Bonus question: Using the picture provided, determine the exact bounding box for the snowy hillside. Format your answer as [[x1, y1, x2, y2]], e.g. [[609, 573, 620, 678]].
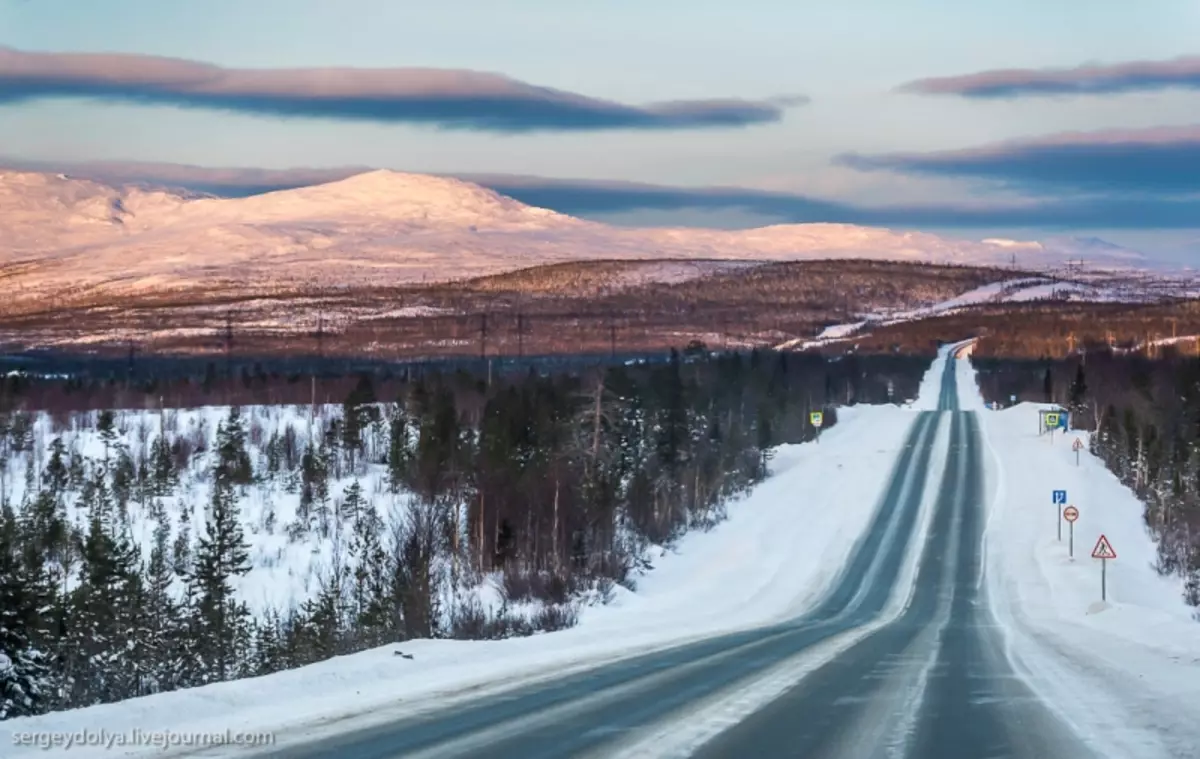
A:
[[0, 169, 1156, 311], [774, 274, 1191, 351]]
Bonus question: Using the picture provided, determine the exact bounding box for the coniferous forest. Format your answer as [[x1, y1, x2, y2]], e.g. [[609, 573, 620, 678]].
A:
[[973, 349, 1200, 607], [0, 349, 927, 720]]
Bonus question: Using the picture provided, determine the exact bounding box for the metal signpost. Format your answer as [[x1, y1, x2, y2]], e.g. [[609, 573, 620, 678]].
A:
[[1091, 534, 1117, 601], [1052, 490, 1067, 541], [810, 411, 823, 442], [1073, 437, 1083, 466], [1063, 505, 1079, 557]]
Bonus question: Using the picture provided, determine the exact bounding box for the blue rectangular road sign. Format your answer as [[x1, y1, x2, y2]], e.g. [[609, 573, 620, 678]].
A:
[[1052, 490, 1067, 504]]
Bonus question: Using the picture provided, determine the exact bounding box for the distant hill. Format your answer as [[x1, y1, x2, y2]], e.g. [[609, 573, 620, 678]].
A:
[[0, 168, 1152, 313]]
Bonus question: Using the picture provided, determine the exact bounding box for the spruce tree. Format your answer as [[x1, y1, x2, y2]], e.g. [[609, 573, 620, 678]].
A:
[[149, 434, 178, 497], [43, 437, 69, 497], [349, 506, 392, 647], [190, 409, 253, 682], [68, 471, 140, 706], [0, 503, 54, 719]]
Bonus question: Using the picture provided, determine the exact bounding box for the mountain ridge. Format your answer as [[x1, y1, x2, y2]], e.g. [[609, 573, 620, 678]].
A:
[[0, 168, 1154, 312]]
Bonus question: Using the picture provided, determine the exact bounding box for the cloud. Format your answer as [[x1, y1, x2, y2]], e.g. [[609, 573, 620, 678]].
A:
[[6, 157, 1200, 230], [0, 46, 804, 131], [899, 55, 1200, 97], [837, 126, 1200, 194]]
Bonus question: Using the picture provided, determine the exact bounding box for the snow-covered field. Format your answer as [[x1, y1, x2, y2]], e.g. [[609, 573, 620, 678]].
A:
[[4, 349, 1195, 758]]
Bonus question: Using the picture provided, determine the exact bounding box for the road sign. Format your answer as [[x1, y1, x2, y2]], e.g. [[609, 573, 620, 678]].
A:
[[1091, 534, 1116, 559], [1073, 437, 1084, 465], [1064, 506, 1079, 557], [1092, 534, 1116, 601], [1053, 490, 1068, 541], [810, 411, 823, 428], [1045, 412, 1060, 427], [1010, 394, 1017, 403]]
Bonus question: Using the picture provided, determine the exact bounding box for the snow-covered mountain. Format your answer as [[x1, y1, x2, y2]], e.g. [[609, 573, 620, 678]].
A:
[[0, 169, 1152, 310]]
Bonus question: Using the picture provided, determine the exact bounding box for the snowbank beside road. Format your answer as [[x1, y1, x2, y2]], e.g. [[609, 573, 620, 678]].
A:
[[3, 398, 928, 758], [968, 368, 1200, 758]]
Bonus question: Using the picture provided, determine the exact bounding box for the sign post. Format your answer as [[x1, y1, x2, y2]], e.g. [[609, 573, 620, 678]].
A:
[[810, 411, 823, 443], [1052, 490, 1067, 541], [1063, 506, 1079, 557], [1072, 437, 1083, 466], [1091, 534, 1117, 601]]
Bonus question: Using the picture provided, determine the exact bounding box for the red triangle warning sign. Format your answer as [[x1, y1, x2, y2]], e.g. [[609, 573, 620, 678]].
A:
[[1091, 534, 1117, 559]]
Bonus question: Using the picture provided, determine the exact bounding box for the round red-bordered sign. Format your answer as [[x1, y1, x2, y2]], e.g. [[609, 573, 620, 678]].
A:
[[1063, 506, 1079, 522]]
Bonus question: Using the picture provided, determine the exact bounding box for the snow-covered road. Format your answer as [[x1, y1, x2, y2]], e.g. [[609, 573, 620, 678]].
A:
[[4, 346, 1196, 758]]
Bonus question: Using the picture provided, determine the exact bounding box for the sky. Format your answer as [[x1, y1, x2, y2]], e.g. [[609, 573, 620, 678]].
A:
[[3, 0, 1200, 264]]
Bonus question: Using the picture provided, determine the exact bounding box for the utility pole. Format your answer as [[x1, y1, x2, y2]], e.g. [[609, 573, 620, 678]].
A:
[[479, 313, 488, 361], [609, 312, 617, 359], [316, 311, 325, 357]]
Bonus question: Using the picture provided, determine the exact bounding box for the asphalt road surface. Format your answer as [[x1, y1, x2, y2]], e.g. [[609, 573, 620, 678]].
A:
[[256, 358, 1094, 759]]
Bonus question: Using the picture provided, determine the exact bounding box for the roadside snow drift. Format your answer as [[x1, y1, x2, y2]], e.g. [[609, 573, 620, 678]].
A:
[[968, 370, 1200, 758]]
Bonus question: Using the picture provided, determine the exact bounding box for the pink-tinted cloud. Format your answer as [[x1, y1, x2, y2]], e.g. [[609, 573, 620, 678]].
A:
[[899, 55, 1200, 97], [0, 46, 805, 131]]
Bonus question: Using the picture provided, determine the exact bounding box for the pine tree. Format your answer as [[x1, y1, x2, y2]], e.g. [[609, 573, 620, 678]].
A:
[[112, 446, 136, 514], [43, 438, 69, 497], [339, 480, 366, 525], [1069, 363, 1088, 414], [190, 409, 253, 682], [0, 503, 54, 719], [349, 506, 392, 647], [97, 410, 117, 465], [67, 472, 140, 706], [387, 408, 411, 493], [149, 434, 178, 496], [172, 503, 192, 577], [141, 505, 179, 695], [341, 374, 378, 471]]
